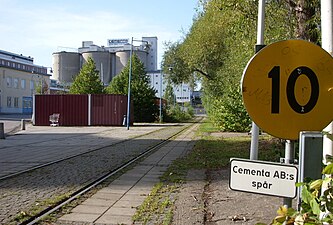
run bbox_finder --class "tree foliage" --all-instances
[69,57,104,94]
[162,0,320,132]
[163,79,176,107]
[105,54,158,122]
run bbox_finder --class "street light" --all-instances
[159,71,163,123]
[126,37,150,130]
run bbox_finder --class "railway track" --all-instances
[0,120,201,225]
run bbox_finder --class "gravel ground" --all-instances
[0,124,186,225]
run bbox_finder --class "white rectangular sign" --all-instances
[229,158,298,198]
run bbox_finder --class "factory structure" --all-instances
[52,37,158,85]
[51,37,192,104]
[0,37,192,114]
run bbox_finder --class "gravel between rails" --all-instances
[0,124,188,225]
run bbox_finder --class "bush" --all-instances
[260,156,333,225]
[163,104,194,122]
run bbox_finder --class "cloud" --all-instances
[0,1,184,67]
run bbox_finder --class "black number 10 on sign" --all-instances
[242,39,333,140]
[268,66,319,114]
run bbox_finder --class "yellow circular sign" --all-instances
[242,40,333,140]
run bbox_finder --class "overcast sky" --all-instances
[0,0,198,69]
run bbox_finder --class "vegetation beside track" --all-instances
[132,118,285,224]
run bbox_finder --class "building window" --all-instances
[23,98,32,109]
[6,77,12,87]
[21,79,26,89]
[14,97,19,108]
[7,97,12,107]
[30,80,34,90]
[13,78,19,88]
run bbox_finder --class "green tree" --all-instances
[69,57,104,94]
[162,0,302,132]
[35,79,49,94]
[105,54,158,122]
[163,79,176,107]
[289,0,320,43]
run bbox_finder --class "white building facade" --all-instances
[147,70,191,105]
[0,50,50,114]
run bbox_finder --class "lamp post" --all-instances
[159,71,163,123]
[126,37,150,130]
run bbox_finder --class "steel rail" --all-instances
[0,126,168,181]
[20,120,199,225]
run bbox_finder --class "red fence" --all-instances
[34,94,131,126]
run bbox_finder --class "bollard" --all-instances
[21,119,26,130]
[122,115,127,126]
[0,122,5,139]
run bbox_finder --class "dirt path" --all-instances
[173,168,285,225]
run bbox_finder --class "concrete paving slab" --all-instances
[104,207,136,216]
[59,212,100,223]
[91,192,122,201]
[55,123,198,224]
[72,205,109,214]
[112,199,142,208]
[120,194,147,202]
[98,186,129,195]
[95,214,132,225]
[126,187,151,195]
[111,179,139,187]
[82,198,116,207]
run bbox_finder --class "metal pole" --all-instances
[322,0,333,164]
[250,0,265,160]
[88,94,91,126]
[100,62,104,85]
[321,1,333,219]
[159,71,162,123]
[283,140,295,208]
[126,37,133,130]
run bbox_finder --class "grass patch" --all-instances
[132,118,285,224]
[11,193,71,224]
[132,182,179,224]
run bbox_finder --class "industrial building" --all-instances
[51,37,192,105]
[52,37,158,86]
[0,50,51,114]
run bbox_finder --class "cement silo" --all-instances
[52,52,81,83]
[115,50,130,75]
[82,51,112,84]
[115,50,148,76]
[136,50,148,69]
